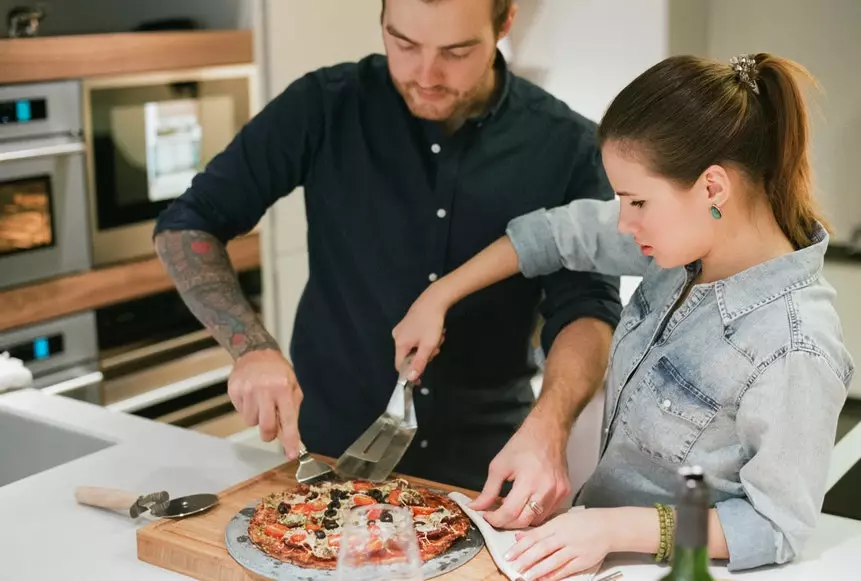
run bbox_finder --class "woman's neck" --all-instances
[698,199,796,284]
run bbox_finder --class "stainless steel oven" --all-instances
[82,64,259,267]
[0,80,91,290]
[0,268,263,440]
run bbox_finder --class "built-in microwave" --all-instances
[81,64,260,267]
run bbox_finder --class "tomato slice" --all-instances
[264,523,289,538]
[387,489,401,505]
[327,533,341,547]
[290,503,309,514]
[306,522,322,532]
[307,501,328,512]
[288,532,307,544]
[367,508,382,521]
[352,494,374,506]
[352,481,373,492]
[411,506,435,517]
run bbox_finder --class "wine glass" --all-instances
[335,504,423,581]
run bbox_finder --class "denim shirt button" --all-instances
[661,399,672,410]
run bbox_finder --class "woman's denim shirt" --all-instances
[507,198,854,571]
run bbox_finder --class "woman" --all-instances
[392,53,854,579]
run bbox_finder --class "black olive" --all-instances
[368,520,376,525]
[380,510,393,523]
[314,529,326,539]
[330,490,344,500]
[307,492,319,500]
[328,500,341,510]
[277,502,290,514]
[324,508,338,518]
[368,489,384,502]
[323,519,339,530]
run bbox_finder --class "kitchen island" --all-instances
[1,388,859,581]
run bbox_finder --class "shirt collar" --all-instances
[714,221,830,323]
[475,48,513,121]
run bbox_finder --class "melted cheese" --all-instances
[414,508,453,534]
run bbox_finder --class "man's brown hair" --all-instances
[381,0,513,36]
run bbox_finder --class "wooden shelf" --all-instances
[0,233,260,332]
[0,29,254,85]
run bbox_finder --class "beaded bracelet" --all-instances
[654,503,676,563]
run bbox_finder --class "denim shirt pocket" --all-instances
[621,356,721,465]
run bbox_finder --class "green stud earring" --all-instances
[710,205,723,220]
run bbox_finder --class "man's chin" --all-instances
[406,99,456,121]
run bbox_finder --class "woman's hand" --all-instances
[505,508,618,581]
[392,285,451,381]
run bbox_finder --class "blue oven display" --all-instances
[0,98,47,125]
[2,334,64,363]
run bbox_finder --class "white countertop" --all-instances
[0,388,285,581]
[1,388,860,581]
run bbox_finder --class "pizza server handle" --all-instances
[74,486,169,518]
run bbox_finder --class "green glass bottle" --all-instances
[659,466,715,581]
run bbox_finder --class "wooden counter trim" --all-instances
[0,233,259,332]
[0,29,253,85]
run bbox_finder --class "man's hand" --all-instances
[469,417,571,529]
[227,349,303,460]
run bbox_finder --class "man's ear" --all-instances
[497,2,518,41]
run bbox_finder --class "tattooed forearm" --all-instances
[154,230,280,359]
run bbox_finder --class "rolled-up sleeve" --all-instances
[153,71,324,244]
[507,198,651,280]
[716,349,849,571]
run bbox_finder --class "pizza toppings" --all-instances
[248,477,471,570]
[278,513,306,528]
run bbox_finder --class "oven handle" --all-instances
[106,365,232,414]
[41,371,104,396]
[0,140,86,163]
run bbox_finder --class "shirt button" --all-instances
[436,208,447,218]
[430,143,441,154]
[419,440,429,448]
[428,273,438,282]
[420,387,430,396]
[661,399,672,410]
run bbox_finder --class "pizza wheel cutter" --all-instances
[75,486,218,519]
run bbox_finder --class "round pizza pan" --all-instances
[224,496,485,580]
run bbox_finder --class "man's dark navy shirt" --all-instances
[154,53,622,491]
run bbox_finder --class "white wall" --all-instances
[0,0,250,36]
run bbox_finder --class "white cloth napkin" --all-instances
[0,352,33,393]
[448,491,603,581]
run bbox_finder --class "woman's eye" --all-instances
[630,200,646,208]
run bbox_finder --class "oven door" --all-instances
[82,64,259,267]
[0,136,91,289]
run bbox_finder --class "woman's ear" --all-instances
[702,164,731,208]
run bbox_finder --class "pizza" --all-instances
[247,477,472,569]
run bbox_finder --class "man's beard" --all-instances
[392,60,496,122]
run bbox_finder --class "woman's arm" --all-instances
[393,198,647,376]
[609,507,729,559]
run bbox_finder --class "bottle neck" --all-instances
[669,500,712,580]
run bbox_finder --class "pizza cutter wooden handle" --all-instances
[74,486,140,512]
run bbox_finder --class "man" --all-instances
[153,0,620,529]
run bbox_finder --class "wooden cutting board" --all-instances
[136,455,508,580]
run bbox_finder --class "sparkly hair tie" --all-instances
[730,54,760,94]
